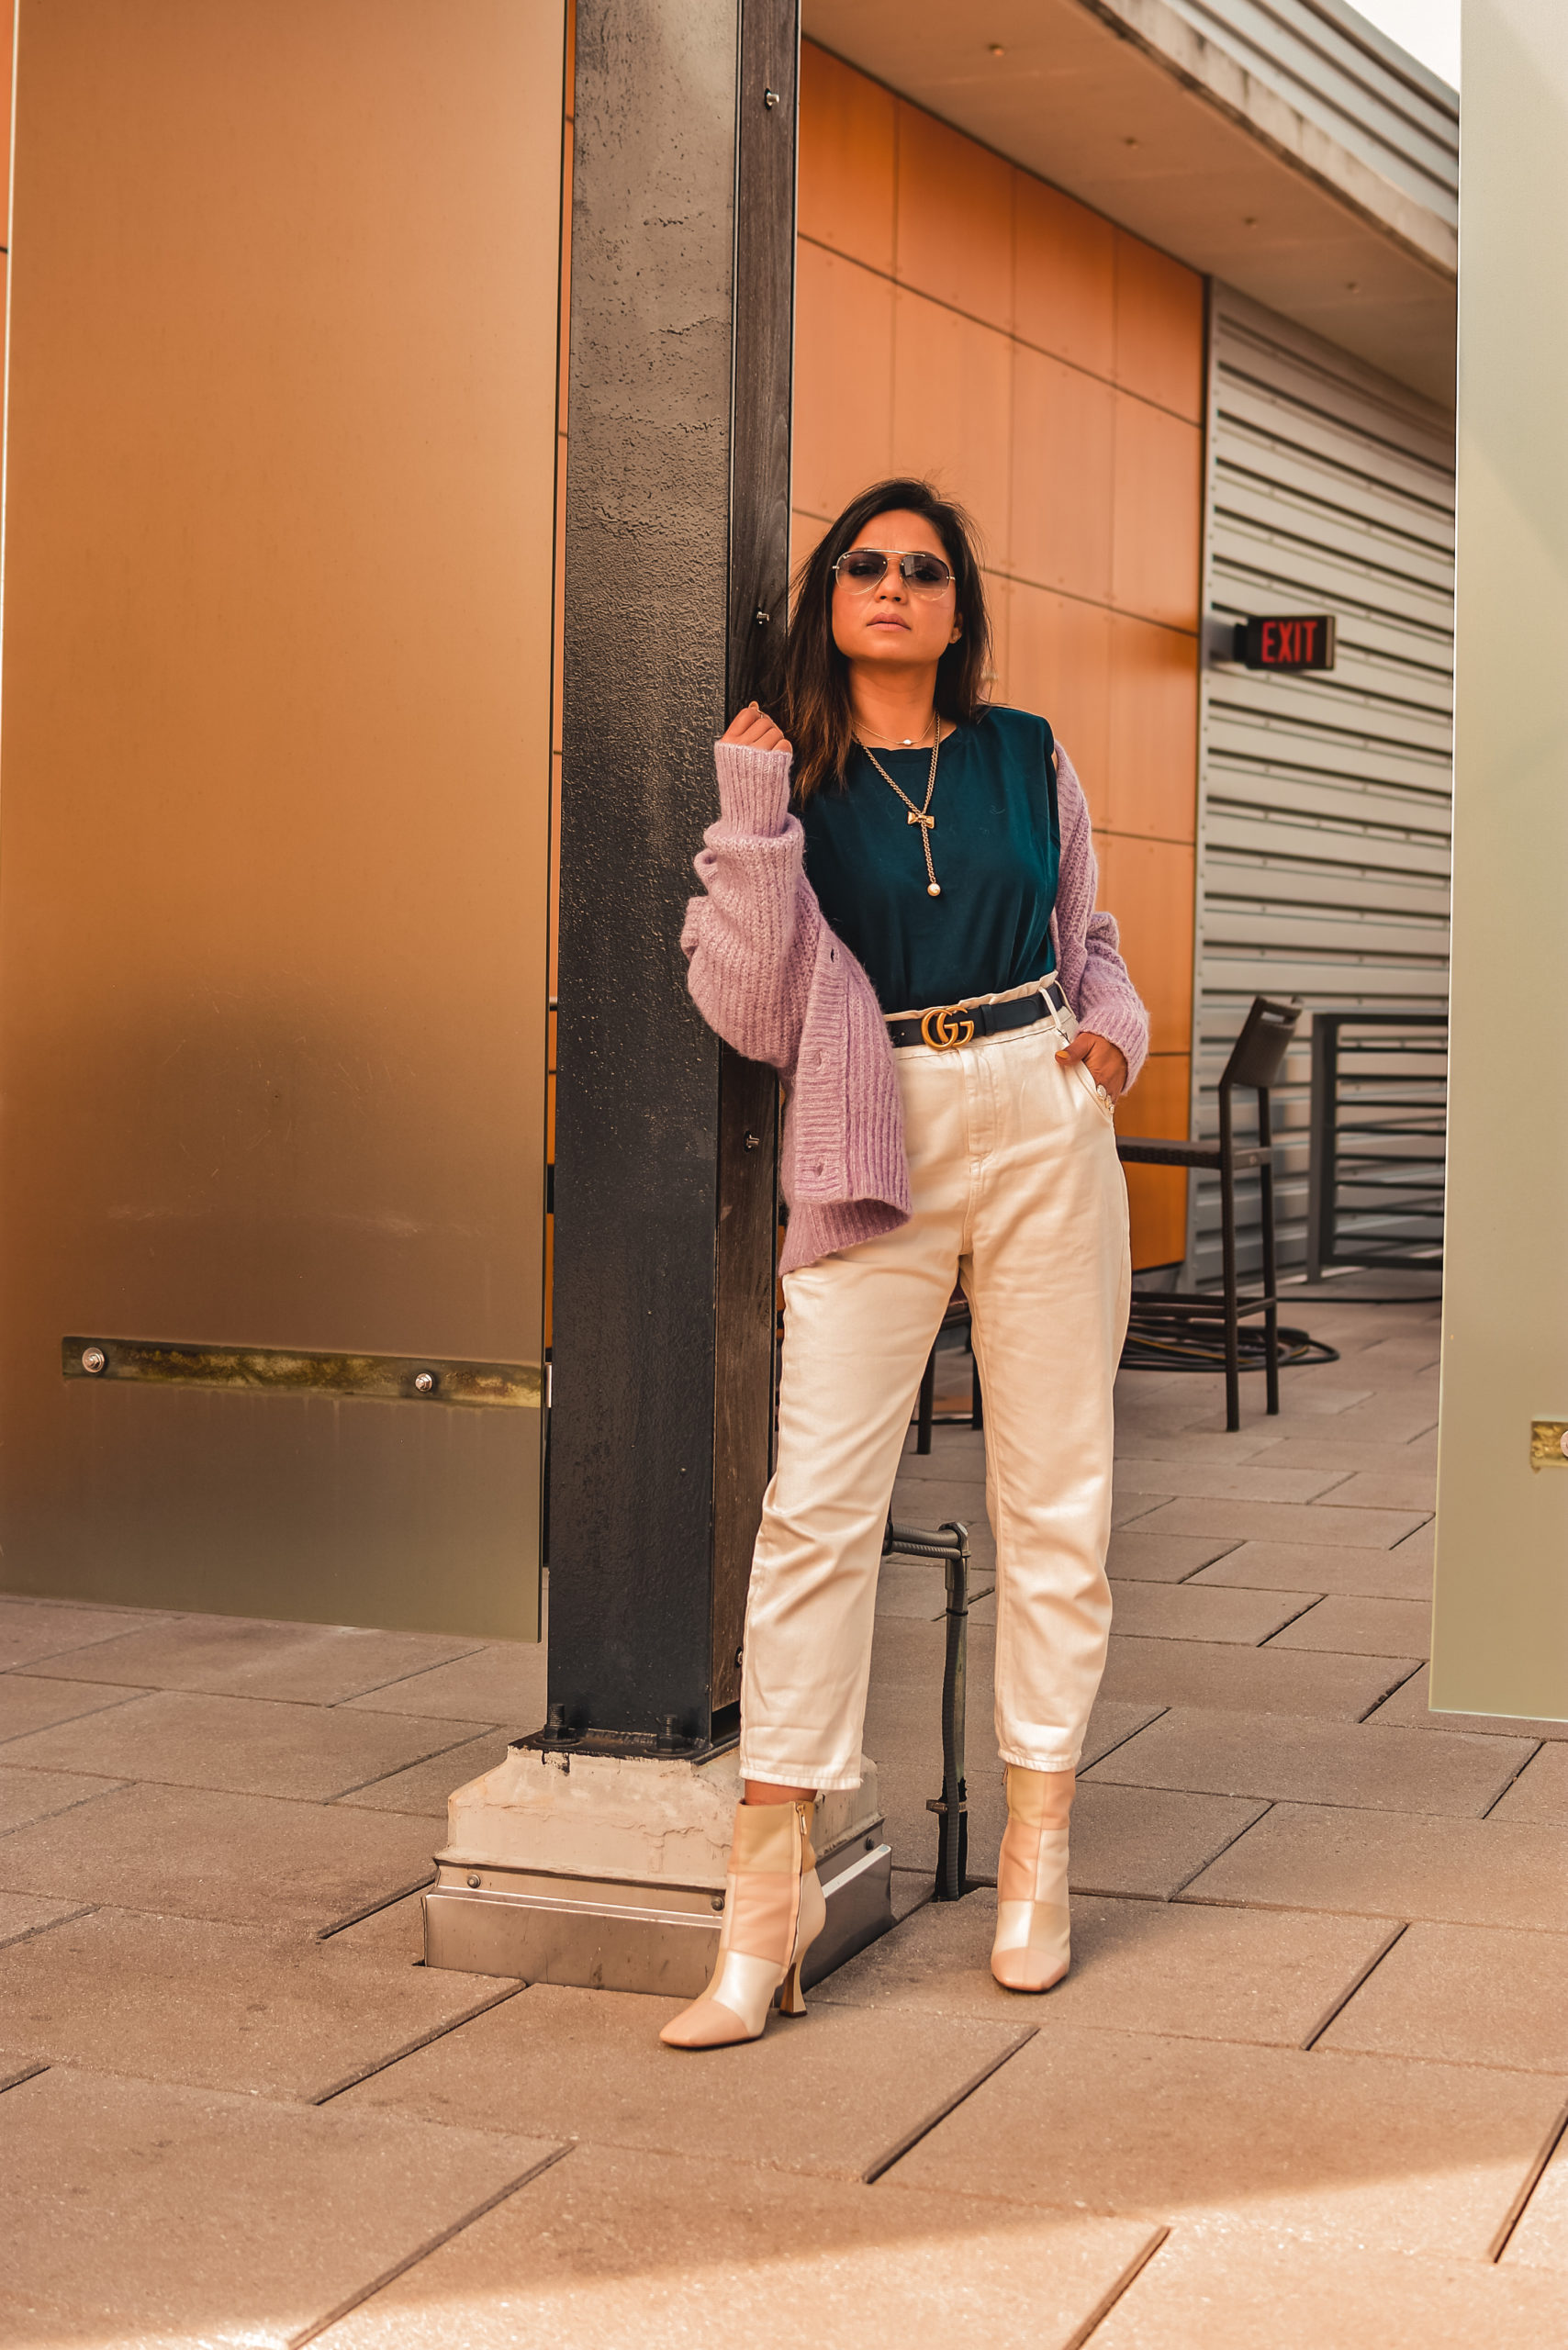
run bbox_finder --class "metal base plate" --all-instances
[424,1831,894,1997]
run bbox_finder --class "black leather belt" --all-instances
[887,979,1069,1053]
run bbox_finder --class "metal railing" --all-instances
[1305,1009,1448,1278]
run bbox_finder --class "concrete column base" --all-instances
[423,1743,894,1996]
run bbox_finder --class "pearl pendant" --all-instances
[927,881,942,898]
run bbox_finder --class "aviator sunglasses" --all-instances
[832,547,956,599]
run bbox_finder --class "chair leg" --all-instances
[1260,1158,1281,1416]
[1220,1157,1241,1434]
[917,1346,936,1455]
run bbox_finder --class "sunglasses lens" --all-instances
[837,552,888,591]
[903,554,952,593]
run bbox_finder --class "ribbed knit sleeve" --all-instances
[680,742,817,1071]
[1051,744,1150,1091]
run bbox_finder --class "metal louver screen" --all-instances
[1189,285,1455,1286]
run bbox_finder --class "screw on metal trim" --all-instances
[413,1371,436,1394]
[711,1892,725,1911]
[466,1874,481,1889]
[763,86,780,106]
[81,1348,106,1375]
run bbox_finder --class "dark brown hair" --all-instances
[781,477,993,801]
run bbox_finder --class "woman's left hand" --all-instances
[1057,1029,1129,1105]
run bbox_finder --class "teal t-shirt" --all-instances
[797,706,1059,1013]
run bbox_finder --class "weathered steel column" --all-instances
[549,0,794,1751]
[424,0,894,1988]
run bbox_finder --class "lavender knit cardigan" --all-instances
[681,735,1149,1276]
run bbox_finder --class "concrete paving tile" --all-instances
[27,1612,486,1704]
[1316,1395,1439,1443]
[334,1732,515,1818]
[1191,1539,1432,1602]
[1104,1530,1245,1583]
[1108,1582,1316,1644]
[1314,1469,1437,1513]
[0,1890,92,1951]
[1070,1783,1268,1898]
[1406,1427,1439,1462]
[1183,1803,1568,1931]
[1505,2138,1568,2275]
[1255,1435,1439,1476]
[1114,1428,1282,1462]
[1192,1381,1373,1420]
[1099,1635,1417,1719]
[0,1762,127,1837]
[345,1639,548,1728]
[1319,1921,1568,2074]
[1266,1594,1431,1656]
[1111,1489,1171,1527]
[1349,1335,1443,1373]
[0,1595,178,1671]
[1085,1707,1529,1817]
[0,1781,440,1931]
[0,2065,556,2348]
[1126,1497,1428,1549]
[341,1978,1025,2181]
[313,2140,1160,2350]
[1488,1744,1568,1824]
[817,1886,1392,2048]
[1367,1662,1568,1740]
[891,2022,1563,2256]
[0,1687,491,1801]
[330,1889,428,1964]
[1093,2232,1568,2346]
[0,1906,510,2098]
[0,1670,149,1741]
[1113,1459,1350,1503]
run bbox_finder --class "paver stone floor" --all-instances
[2,1298,1564,2344]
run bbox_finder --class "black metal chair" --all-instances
[1115,994,1302,1432]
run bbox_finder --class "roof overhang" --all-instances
[801,0,1457,410]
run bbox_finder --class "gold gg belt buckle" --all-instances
[921,1002,976,1051]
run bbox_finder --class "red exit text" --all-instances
[1234,614,1337,671]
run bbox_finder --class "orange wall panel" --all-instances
[894,103,1013,332]
[1111,395,1204,631]
[794,243,894,520]
[798,41,895,274]
[1103,614,1199,842]
[1114,230,1206,421]
[1120,1053,1192,1263]
[1097,835,1196,1055]
[795,42,1206,1270]
[1014,173,1115,376]
[890,286,1013,565]
[1011,345,1114,601]
[1005,583,1112,811]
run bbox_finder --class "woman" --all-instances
[664,478,1147,2051]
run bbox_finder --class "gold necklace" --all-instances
[859,720,943,898]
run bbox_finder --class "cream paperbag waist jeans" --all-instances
[739,977,1132,1793]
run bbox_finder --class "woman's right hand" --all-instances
[722,701,791,755]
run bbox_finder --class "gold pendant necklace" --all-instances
[860,720,943,898]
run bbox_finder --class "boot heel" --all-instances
[777,1959,807,2017]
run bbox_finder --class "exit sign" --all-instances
[1233,615,1337,671]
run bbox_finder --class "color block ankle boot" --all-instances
[659,1798,826,2050]
[991,1765,1073,1993]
